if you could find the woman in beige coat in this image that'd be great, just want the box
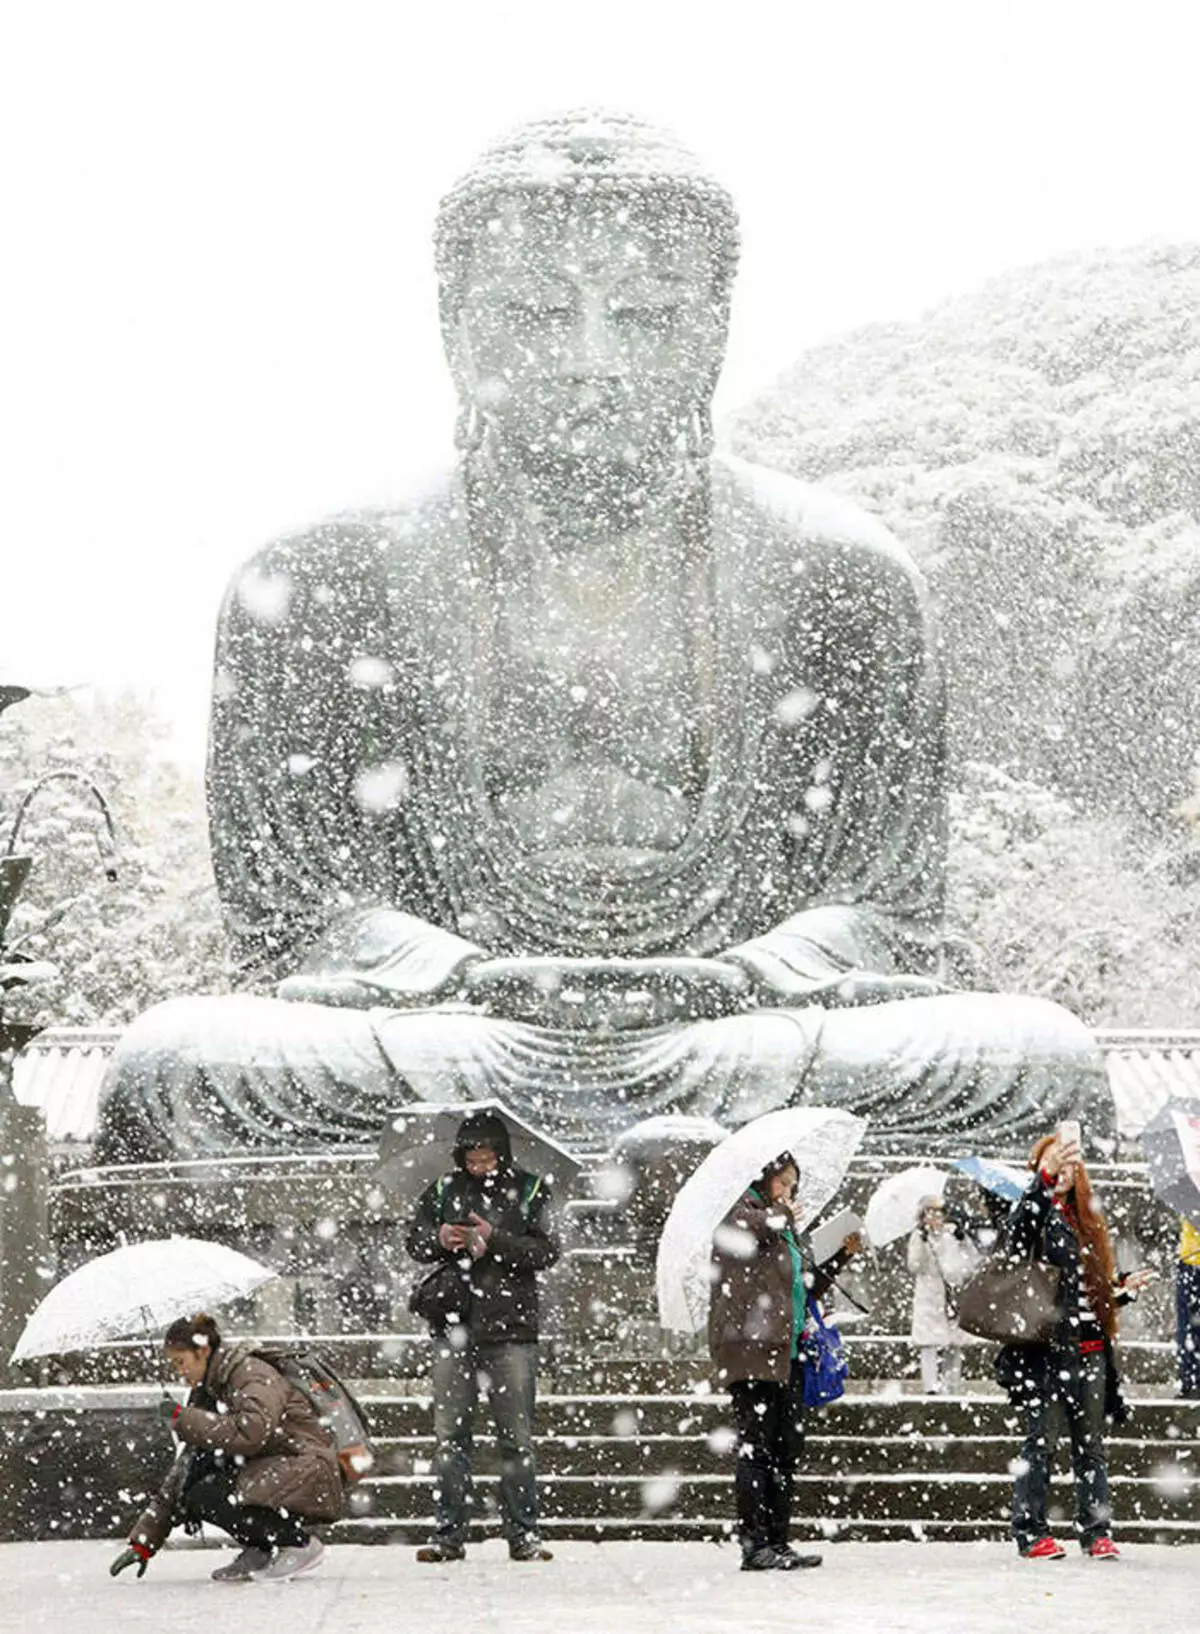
[906,1197,980,1393]
[110,1314,342,1584]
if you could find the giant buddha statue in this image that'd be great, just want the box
[96,112,1111,1164]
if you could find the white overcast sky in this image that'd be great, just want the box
[3,0,1199,766]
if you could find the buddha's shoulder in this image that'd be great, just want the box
[714,454,921,584]
[229,469,461,587]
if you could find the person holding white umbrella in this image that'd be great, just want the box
[906,1196,981,1394]
[708,1148,862,1572]
[110,1312,343,1584]
[655,1106,864,1570]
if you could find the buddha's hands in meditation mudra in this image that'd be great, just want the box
[275,907,944,1028]
[460,951,943,1028]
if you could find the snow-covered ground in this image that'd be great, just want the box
[1,1539,1193,1634]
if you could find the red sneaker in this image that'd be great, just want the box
[1022,1537,1066,1560]
[1087,1537,1120,1560]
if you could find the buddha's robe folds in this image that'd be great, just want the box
[96,457,1111,1162]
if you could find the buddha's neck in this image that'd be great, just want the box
[471,436,703,557]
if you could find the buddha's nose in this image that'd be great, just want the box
[558,295,626,381]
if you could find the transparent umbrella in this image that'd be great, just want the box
[863,1165,948,1248]
[655,1106,866,1332]
[1141,1099,1200,1227]
[11,1236,278,1362]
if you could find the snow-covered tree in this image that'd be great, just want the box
[732,242,1200,1026]
[0,691,226,1027]
[732,242,1200,821]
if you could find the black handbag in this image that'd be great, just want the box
[407,1260,470,1331]
[955,1257,1063,1345]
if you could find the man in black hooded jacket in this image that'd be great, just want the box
[405,1109,560,1563]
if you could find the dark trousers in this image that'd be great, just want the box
[431,1338,539,1547]
[729,1360,807,1556]
[183,1471,309,1552]
[1176,1262,1200,1396]
[1011,1352,1111,1552]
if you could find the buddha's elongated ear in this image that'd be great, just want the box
[443,309,485,451]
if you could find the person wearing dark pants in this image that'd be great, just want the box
[708,1150,859,1572]
[110,1313,342,1584]
[996,1129,1155,1561]
[405,1110,560,1564]
[430,1339,539,1549]
[1011,1349,1110,1555]
[728,1360,807,1562]
[182,1470,309,1554]
[1176,1218,1200,1397]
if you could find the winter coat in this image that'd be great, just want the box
[992,1172,1129,1424]
[130,1343,342,1551]
[405,1118,559,1346]
[907,1226,981,1347]
[707,1190,848,1386]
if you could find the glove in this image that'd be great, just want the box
[157,1397,182,1425]
[110,1543,152,1578]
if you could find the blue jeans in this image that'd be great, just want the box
[1177,1262,1200,1396]
[430,1339,539,1547]
[1011,1351,1111,1552]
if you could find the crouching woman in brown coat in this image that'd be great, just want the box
[110,1314,342,1584]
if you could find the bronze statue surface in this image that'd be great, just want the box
[96,112,1110,1162]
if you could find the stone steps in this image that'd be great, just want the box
[371,1430,1200,1480]
[332,1514,1200,1546]
[353,1387,1198,1439]
[342,1469,1200,1527]
[38,1331,1186,1389]
[5,1382,1197,1544]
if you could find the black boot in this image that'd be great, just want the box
[416,1541,466,1563]
[773,1544,823,1570]
[741,1545,781,1571]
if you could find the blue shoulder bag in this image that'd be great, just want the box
[800,1296,848,1407]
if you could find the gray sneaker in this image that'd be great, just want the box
[211,1545,272,1582]
[252,1536,326,1582]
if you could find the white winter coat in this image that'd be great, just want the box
[906,1227,981,1347]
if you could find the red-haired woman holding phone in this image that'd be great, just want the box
[996,1128,1156,1561]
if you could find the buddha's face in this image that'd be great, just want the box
[451,191,726,471]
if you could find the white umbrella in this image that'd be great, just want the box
[655,1106,866,1333]
[11,1237,278,1362]
[863,1165,948,1249]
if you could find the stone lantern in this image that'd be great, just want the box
[0,689,49,1376]
[0,685,119,1377]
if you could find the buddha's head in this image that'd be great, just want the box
[435,111,739,488]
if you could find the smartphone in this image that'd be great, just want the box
[1058,1119,1081,1152]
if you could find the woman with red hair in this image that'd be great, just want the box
[996,1128,1155,1561]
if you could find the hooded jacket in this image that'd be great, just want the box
[130,1342,342,1552]
[405,1111,560,1344]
